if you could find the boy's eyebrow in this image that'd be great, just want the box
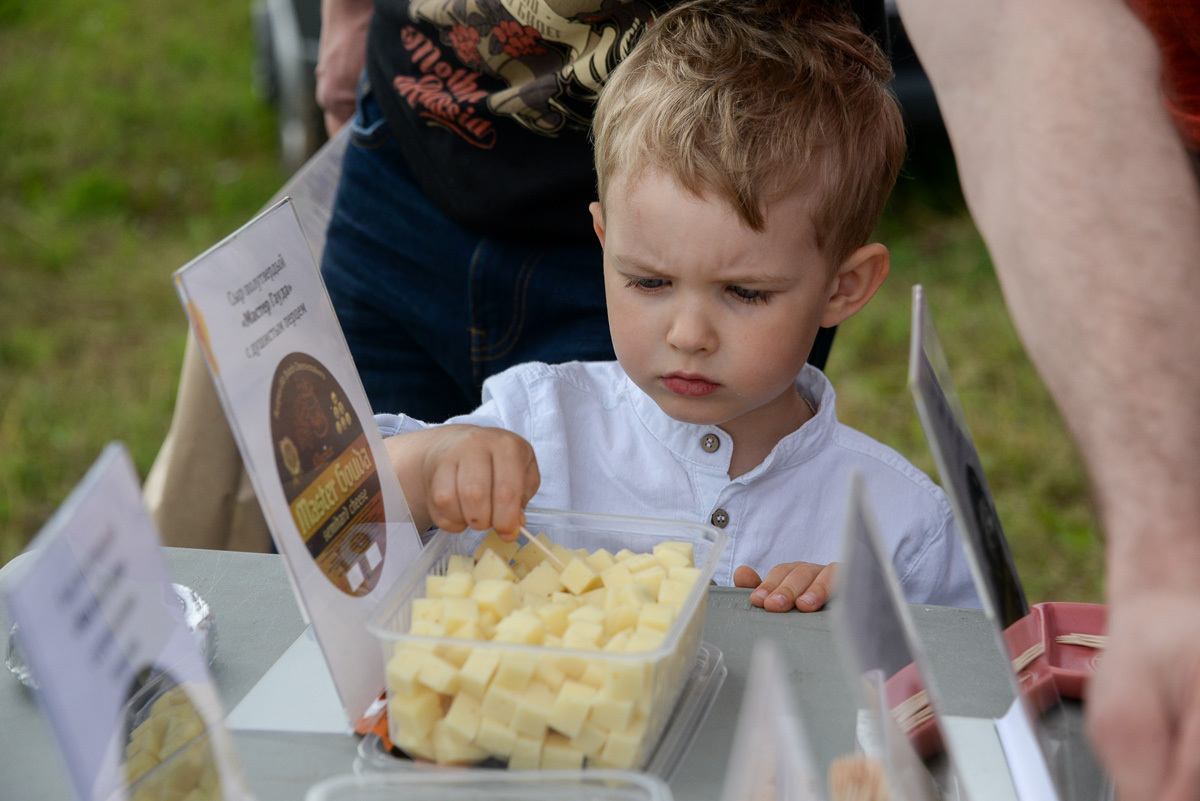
[611,252,797,285]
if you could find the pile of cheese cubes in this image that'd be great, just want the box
[384,531,703,769]
[123,684,221,801]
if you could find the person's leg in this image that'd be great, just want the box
[321,89,480,421]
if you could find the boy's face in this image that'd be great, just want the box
[590,168,842,448]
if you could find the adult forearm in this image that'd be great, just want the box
[317,0,373,135]
[899,0,1200,596]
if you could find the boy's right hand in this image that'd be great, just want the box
[385,425,540,539]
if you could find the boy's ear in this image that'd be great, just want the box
[589,201,606,247]
[820,243,890,328]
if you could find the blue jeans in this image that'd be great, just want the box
[321,89,615,421]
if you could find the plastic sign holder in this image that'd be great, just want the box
[172,198,422,725]
[1,443,251,801]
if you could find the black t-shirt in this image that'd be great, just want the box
[366,0,887,245]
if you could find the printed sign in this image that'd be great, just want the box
[1,444,251,801]
[907,285,1028,629]
[172,199,422,724]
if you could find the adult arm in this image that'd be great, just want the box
[316,0,373,135]
[897,1,1200,798]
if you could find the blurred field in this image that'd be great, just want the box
[0,1,1103,603]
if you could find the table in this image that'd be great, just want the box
[0,548,1103,800]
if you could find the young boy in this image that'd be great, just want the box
[377,0,977,613]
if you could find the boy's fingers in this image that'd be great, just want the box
[762,562,826,613]
[794,563,837,612]
[426,459,468,532]
[453,449,495,532]
[733,566,762,588]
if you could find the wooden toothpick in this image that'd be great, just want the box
[519,526,566,571]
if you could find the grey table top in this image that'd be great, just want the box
[0,547,1101,801]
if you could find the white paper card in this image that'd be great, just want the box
[995,699,1061,801]
[907,285,1028,628]
[172,199,422,724]
[831,472,959,801]
[1,443,250,801]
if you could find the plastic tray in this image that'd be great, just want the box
[357,641,726,783]
[307,769,675,801]
[1004,601,1106,711]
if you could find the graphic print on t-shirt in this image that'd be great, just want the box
[398,0,665,144]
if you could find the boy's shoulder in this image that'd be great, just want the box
[484,360,629,406]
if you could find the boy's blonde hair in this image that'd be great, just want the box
[593,0,906,267]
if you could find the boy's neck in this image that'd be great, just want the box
[722,388,815,479]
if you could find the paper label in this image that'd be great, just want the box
[172,199,422,723]
[1,444,250,801]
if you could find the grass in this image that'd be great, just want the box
[0,1,1104,604]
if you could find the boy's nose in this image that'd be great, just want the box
[666,303,717,354]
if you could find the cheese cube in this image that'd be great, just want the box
[472,578,520,618]
[508,732,544,770]
[392,727,437,761]
[493,650,537,690]
[439,570,474,598]
[578,660,606,688]
[613,548,636,562]
[474,715,517,758]
[457,648,501,697]
[433,719,489,764]
[656,541,695,562]
[658,577,692,606]
[600,563,634,590]
[443,691,482,742]
[473,530,521,562]
[550,543,575,566]
[653,542,694,568]
[512,533,553,573]
[613,583,656,609]
[569,722,608,758]
[541,732,585,769]
[411,597,443,623]
[580,587,608,607]
[548,680,597,738]
[566,604,605,625]
[637,602,676,632]
[409,619,446,637]
[632,565,666,596]
[416,653,460,694]
[603,660,646,701]
[550,591,580,607]
[604,607,639,638]
[482,681,521,724]
[533,658,566,691]
[590,695,635,731]
[435,640,472,668]
[388,687,442,737]
[425,575,447,597]
[388,649,431,696]
[667,566,701,585]
[493,609,546,645]
[626,628,666,652]
[535,603,572,637]
[560,557,602,595]
[603,631,632,653]
[562,621,603,649]
[442,596,479,630]
[518,561,563,598]
[621,553,658,573]
[447,554,474,574]
[584,548,616,572]
[512,680,555,738]
[473,548,515,581]
[598,715,647,769]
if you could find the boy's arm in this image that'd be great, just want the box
[898,1,1200,798]
[384,425,541,539]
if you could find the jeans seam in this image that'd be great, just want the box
[470,249,539,364]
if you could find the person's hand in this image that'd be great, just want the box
[733,561,837,612]
[316,0,373,136]
[1086,589,1200,801]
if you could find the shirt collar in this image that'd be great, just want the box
[624,364,838,479]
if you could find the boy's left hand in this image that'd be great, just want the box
[733,562,837,613]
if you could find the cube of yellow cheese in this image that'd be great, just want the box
[447,554,474,574]
[632,565,666,596]
[621,553,659,573]
[548,679,597,738]
[474,715,517,758]
[602,660,646,702]
[653,541,694,567]
[604,607,639,638]
[442,596,479,630]
[580,587,608,607]
[386,647,429,695]
[598,715,647,769]
[590,694,635,731]
[655,540,695,562]
[658,577,693,606]
[613,583,656,609]
[472,578,520,618]
[600,563,634,590]
[438,570,474,598]
[559,557,602,595]
[457,647,500,698]
[512,680,555,738]
[443,691,482,742]
[492,609,545,645]
[416,652,460,694]
[518,561,563,598]
[473,548,515,581]
[493,649,538,690]
[570,722,608,758]
[482,681,522,724]
[613,548,636,562]
[388,686,443,737]
[512,533,553,573]
[473,530,521,563]
[667,566,701,585]
[541,732,585,769]
[584,548,616,572]
[507,732,544,770]
[562,620,603,649]
[433,718,490,764]
[535,603,572,637]
[637,602,676,632]
[566,604,605,625]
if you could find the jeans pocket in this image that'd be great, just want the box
[350,82,391,148]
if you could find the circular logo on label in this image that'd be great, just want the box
[271,352,386,596]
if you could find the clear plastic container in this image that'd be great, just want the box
[306,769,674,801]
[366,507,728,770]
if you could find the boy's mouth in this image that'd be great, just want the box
[662,373,721,397]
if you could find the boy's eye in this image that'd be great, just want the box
[625,277,666,291]
[728,285,771,304]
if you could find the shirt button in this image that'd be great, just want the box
[710,509,729,528]
[701,433,720,453]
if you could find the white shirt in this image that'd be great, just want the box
[376,361,979,608]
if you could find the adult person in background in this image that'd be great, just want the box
[313,0,885,420]
[897,0,1200,798]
